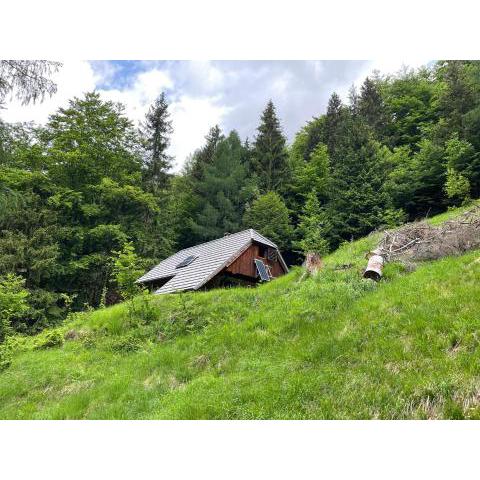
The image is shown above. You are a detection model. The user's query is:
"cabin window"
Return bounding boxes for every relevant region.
[267,248,278,262]
[258,244,267,257]
[176,255,197,268]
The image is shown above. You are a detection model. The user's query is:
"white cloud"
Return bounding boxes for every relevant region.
[185,61,225,92]
[169,95,230,170]
[271,72,292,97]
[98,69,173,123]
[1,60,434,172]
[97,67,228,170]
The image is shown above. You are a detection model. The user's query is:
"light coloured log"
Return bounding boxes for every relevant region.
[363,249,384,281]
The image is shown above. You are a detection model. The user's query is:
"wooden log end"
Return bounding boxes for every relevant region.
[363,252,384,281]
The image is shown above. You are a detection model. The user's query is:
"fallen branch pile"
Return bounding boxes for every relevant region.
[364,205,480,280]
[379,205,480,262]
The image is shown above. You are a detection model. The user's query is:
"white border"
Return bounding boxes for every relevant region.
[2,0,480,477]
[1,420,479,479]
[1,0,479,59]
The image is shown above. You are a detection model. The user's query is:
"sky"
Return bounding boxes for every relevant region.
[2,60,430,171]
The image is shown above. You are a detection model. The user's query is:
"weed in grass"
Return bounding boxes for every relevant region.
[109,334,144,354]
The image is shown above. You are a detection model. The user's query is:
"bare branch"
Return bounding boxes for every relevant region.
[0,60,62,106]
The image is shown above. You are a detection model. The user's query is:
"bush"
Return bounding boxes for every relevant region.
[109,334,143,353]
[445,167,471,205]
[0,342,12,371]
[156,294,209,339]
[113,242,145,301]
[80,331,97,349]
[0,274,29,343]
[0,336,23,371]
[14,289,75,335]
[126,291,157,326]
[35,329,64,349]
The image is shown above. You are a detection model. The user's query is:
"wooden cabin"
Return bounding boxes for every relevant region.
[136,229,288,294]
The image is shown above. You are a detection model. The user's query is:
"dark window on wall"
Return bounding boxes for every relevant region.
[258,244,267,257]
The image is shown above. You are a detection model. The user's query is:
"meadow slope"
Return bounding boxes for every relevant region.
[0,205,479,419]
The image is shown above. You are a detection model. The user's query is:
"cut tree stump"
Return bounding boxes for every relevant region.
[305,252,323,275]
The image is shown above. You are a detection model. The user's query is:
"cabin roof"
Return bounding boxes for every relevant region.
[136,229,288,294]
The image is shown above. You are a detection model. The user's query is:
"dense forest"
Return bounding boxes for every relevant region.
[1,60,480,338]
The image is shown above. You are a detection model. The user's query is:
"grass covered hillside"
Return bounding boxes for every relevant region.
[1,205,479,419]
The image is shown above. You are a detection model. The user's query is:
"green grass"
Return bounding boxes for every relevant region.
[1,206,479,419]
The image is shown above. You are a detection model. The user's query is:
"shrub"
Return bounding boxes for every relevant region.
[126,291,157,326]
[15,288,74,334]
[0,336,23,371]
[445,167,471,205]
[0,274,29,343]
[382,208,407,228]
[110,334,143,353]
[80,331,97,349]
[35,329,64,349]
[0,342,12,371]
[113,242,145,301]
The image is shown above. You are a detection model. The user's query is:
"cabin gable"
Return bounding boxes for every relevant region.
[225,242,286,279]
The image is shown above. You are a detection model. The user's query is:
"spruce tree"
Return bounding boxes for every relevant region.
[294,189,330,256]
[358,77,389,139]
[437,61,476,134]
[191,131,249,241]
[303,116,327,161]
[408,138,448,216]
[294,143,330,201]
[190,125,223,181]
[252,101,289,192]
[324,92,345,155]
[140,92,173,192]
[326,113,391,246]
[348,84,360,116]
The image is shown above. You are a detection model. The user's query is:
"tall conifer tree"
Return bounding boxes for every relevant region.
[252,101,289,192]
[191,131,249,241]
[358,76,389,139]
[190,125,223,181]
[326,112,390,246]
[140,92,173,192]
[324,92,345,155]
